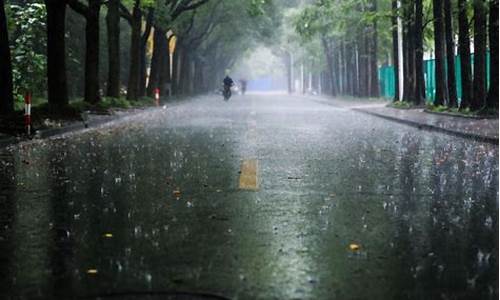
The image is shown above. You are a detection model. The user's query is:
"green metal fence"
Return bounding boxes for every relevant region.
[379,53,491,102]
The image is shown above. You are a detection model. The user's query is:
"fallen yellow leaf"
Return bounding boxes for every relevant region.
[349,244,360,251]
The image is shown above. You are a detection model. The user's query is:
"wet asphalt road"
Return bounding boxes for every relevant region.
[0,94,498,300]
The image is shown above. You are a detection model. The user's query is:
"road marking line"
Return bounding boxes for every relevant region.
[239,159,259,190]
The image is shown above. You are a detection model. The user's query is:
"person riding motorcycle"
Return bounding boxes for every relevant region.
[223,76,234,100]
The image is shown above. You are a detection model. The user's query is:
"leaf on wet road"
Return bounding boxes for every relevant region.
[349,244,360,251]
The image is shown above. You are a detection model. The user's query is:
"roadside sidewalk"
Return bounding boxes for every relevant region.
[354,106,498,144]
[0,107,160,149]
[309,95,499,144]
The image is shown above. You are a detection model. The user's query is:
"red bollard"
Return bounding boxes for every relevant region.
[24,92,32,135]
[154,88,160,106]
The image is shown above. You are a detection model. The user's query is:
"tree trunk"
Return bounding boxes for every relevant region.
[180,51,190,95]
[45,0,69,112]
[337,44,342,94]
[392,0,399,102]
[407,4,416,103]
[84,0,101,104]
[487,0,499,109]
[433,0,448,106]
[472,0,487,110]
[193,58,203,94]
[147,27,165,97]
[361,27,372,97]
[138,8,153,98]
[369,0,379,98]
[342,42,348,94]
[458,0,473,109]
[158,37,171,96]
[286,52,293,94]
[106,0,120,98]
[349,44,357,95]
[414,0,425,105]
[354,42,361,96]
[188,60,195,94]
[139,44,147,97]
[356,32,366,97]
[127,1,142,101]
[402,1,412,102]
[321,38,336,96]
[0,0,14,114]
[172,46,181,95]
[444,0,458,107]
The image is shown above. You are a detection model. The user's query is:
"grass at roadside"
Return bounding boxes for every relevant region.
[387,101,416,109]
[14,96,156,114]
[70,96,156,112]
[425,104,473,115]
[426,103,498,118]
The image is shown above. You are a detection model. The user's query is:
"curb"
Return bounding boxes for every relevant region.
[353,108,499,145]
[423,109,498,120]
[0,108,154,149]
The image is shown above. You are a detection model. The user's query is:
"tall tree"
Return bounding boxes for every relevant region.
[321,37,337,96]
[472,0,487,110]
[486,0,499,109]
[45,0,69,112]
[121,0,142,100]
[158,35,172,96]
[147,26,167,97]
[145,0,211,97]
[458,0,472,109]
[391,0,399,102]
[118,0,211,100]
[444,0,458,107]
[138,8,154,97]
[433,0,449,106]
[106,0,121,98]
[414,0,425,105]
[402,0,415,102]
[0,0,14,114]
[368,0,379,98]
[68,0,102,104]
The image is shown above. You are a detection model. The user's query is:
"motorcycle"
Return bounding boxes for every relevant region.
[222,84,232,101]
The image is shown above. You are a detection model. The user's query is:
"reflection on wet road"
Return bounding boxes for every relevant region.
[0,94,498,299]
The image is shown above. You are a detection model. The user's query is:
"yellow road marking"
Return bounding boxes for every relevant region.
[239,159,259,190]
